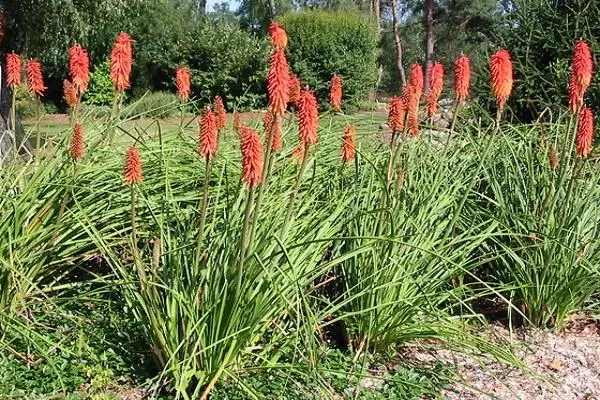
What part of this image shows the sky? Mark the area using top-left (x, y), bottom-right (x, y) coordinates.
top-left (206, 0), bottom-right (240, 12)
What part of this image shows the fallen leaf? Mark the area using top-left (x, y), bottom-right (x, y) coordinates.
top-left (549, 358), bottom-right (562, 371)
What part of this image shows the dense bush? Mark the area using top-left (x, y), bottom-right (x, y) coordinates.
top-left (280, 10), bottom-right (379, 109)
top-left (134, 10), bottom-right (269, 111)
top-left (125, 91), bottom-right (182, 119)
top-left (85, 60), bottom-right (118, 107)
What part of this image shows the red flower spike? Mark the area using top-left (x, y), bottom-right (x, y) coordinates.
top-left (263, 111), bottom-right (282, 152)
top-left (576, 107), bottom-right (594, 158)
top-left (213, 96), bottom-right (227, 131)
top-left (341, 124), bottom-right (356, 165)
top-left (26, 59), bottom-right (46, 97)
top-left (233, 112), bottom-right (242, 134)
top-left (69, 44), bottom-right (90, 95)
top-left (63, 80), bottom-right (78, 108)
top-left (267, 49), bottom-right (290, 116)
top-left (454, 54), bottom-right (471, 102)
top-left (289, 74), bottom-right (301, 105)
top-left (490, 49), bottom-right (513, 112)
top-left (568, 39), bottom-right (594, 113)
top-left (269, 22), bottom-right (288, 50)
top-left (409, 63), bottom-right (424, 100)
top-left (124, 147), bottom-right (143, 186)
top-left (407, 85), bottom-right (420, 137)
top-left (426, 62), bottom-right (444, 117)
top-left (329, 74), bottom-right (343, 112)
top-left (110, 32), bottom-right (134, 92)
top-left (6, 52), bottom-right (22, 88)
top-left (175, 66), bottom-right (191, 102)
top-left (388, 94), bottom-right (407, 133)
top-left (240, 126), bottom-right (264, 188)
top-left (198, 108), bottom-right (218, 161)
top-left (297, 89), bottom-right (319, 146)
top-left (71, 123), bottom-right (85, 161)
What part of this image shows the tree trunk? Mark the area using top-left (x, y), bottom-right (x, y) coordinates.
top-left (196, 0), bottom-right (207, 14)
top-left (372, 0), bottom-right (380, 33)
top-left (423, 0), bottom-right (435, 95)
top-left (390, 0), bottom-right (406, 86)
top-left (268, 0), bottom-right (277, 19)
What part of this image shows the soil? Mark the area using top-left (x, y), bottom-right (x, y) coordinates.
top-left (407, 317), bottom-right (600, 400)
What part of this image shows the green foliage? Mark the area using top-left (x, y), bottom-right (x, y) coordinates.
top-left (14, 85), bottom-right (39, 118)
top-left (126, 91), bottom-right (182, 119)
top-left (133, 9), bottom-right (269, 110)
top-left (85, 60), bottom-right (118, 107)
top-left (280, 10), bottom-right (379, 108)
top-left (496, 0), bottom-right (600, 119)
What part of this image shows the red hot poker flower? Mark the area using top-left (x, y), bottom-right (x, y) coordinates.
top-left (110, 32), bottom-right (134, 92)
top-left (63, 80), bottom-right (78, 108)
top-left (233, 112), bottom-right (242, 134)
top-left (341, 124), bottom-right (356, 165)
top-left (407, 84), bottom-right (420, 137)
top-left (71, 123), bottom-right (85, 161)
top-left (490, 49), bottom-right (513, 112)
top-left (175, 66), bottom-right (191, 101)
top-left (568, 39), bottom-right (594, 113)
top-left (263, 111), bottom-right (282, 152)
top-left (124, 147), bottom-right (143, 186)
top-left (267, 49), bottom-right (290, 116)
top-left (26, 59), bottom-right (46, 97)
top-left (289, 74), bottom-right (301, 105)
top-left (297, 89), bottom-right (319, 146)
top-left (329, 74), bottom-right (343, 111)
top-left (213, 96), bottom-right (227, 131)
top-left (198, 108), bottom-right (218, 161)
top-left (69, 44), bottom-right (90, 95)
top-left (576, 107), bottom-right (594, 158)
top-left (240, 126), bottom-right (264, 188)
top-left (6, 52), bottom-right (22, 88)
top-left (454, 54), bottom-right (471, 102)
top-left (388, 94), bottom-right (407, 133)
top-left (269, 22), bottom-right (288, 50)
top-left (426, 62), bottom-right (444, 116)
top-left (409, 63), bottom-right (424, 100)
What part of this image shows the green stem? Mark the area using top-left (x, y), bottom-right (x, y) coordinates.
top-left (194, 158), bottom-right (212, 272)
top-left (109, 91), bottom-right (123, 145)
top-left (281, 145), bottom-right (310, 239)
top-left (131, 184), bottom-right (147, 292)
top-left (35, 96), bottom-right (42, 165)
top-left (236, 186), bottom-right (255, 303)
top-left (11, 89), bottom-right (17, 158)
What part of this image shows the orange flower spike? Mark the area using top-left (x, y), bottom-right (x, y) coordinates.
top-left (213, 96), bottom-right (227, 131)
top-left (289, 74), bottom-right (301, 105)
top-left (6, 52), bottom-right (22, 88)
top-left (240, 126), bottom-right (264, 188)
top-left (269, 22), bottom-right (288, 50)
top-left (124, 147), bottom-right (143, 186)
top-left (341, 124), bottom-right (357, 165)
top-left (426, 62), bottom-right (444, 117)
top-left (568, 39), bottom-right (594, 113)
top-left (233, 112), bottom-right (242, 134)
top-left (329, 74), bottom-right (343, 112)
top-left (63, 80), bottom-right (78, 108)
top-left (576, 107), bottom-right (594, 158)
top-left (198, 107), bottom-right (218, 161)
top-left (454, 54), bottom-right (471, 102)
top-left (490, 49), bottom-right (513, 112)
top-left (26, 59), bottom-right (46, 97)
top-left (297, 89), bottom-right (319, 146)
top-left (267, 49), bottom-right (290, 116)
top-left (409, 63), bottom-right (424, 100)
top-left (175, 66), bottom-right (191, 102)
top-left (262, 111), bottom-right (282, 151)
top-left (110, 32), bottom-right (134, 92)
top-left (70, 123), bottom-right (85, 161)
top-left (69, 44), bottom-right (90, 95)
top-left (407, 85), bottom-right (420, 137)
top-left (388, 94), bottom-right (407, 133)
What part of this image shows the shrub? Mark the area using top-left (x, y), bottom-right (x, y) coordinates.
top-left (84, 59), bottom-right (118, 107)
top-left (280, 10), bottom-right (379, 109)
top-left (126, 91), bottom-right (181, 119)
top-left (134, 15), bottom-right (268, 110)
